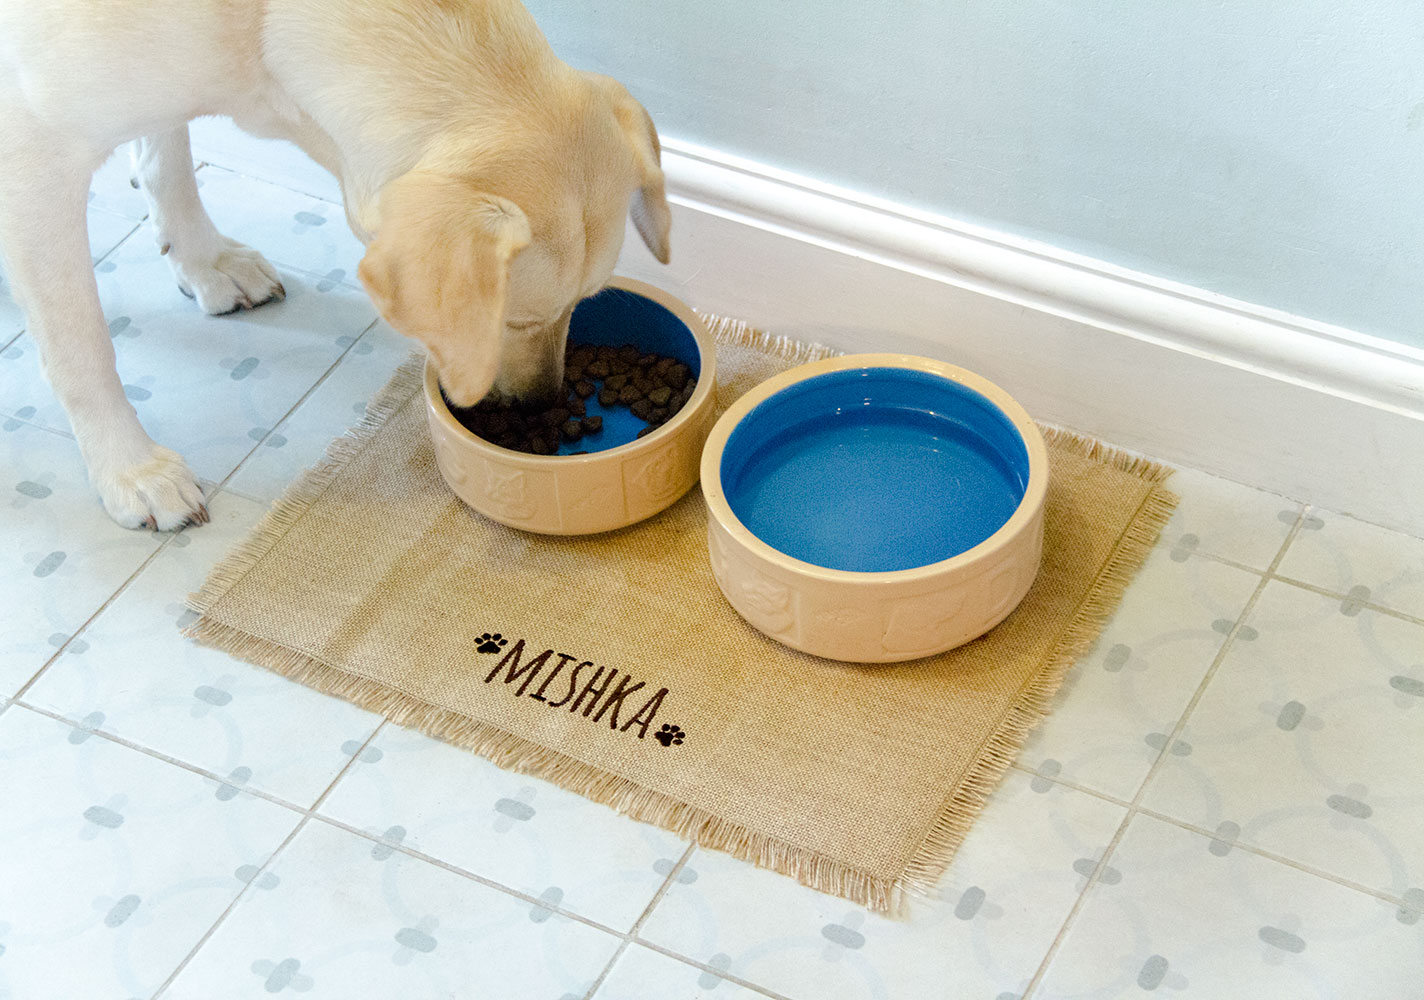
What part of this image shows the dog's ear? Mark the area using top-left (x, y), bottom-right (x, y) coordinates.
top-left (358, 171), bottom-right (530, 407)
top-left (588, 75), bottom-right (672, 264)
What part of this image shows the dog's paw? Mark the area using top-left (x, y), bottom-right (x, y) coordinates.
top-left (94, 445), bottom-right (209, 531)
top-left (172, 238), bottom-right (285, 316)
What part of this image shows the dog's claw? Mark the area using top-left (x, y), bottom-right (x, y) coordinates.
top-left (176, 503), bottom-right (210, 530)
top-left (96, 444), bottom-right (205, 533)
top-left (167, 241), bottom-right (282, 315)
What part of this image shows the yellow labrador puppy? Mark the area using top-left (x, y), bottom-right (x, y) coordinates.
top-left (0, 0), bottom-right (671, 529)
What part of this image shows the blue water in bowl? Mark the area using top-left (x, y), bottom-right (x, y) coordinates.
top-left (720, 368), bottom-right (1031, 572)
top-left (553, 286), bottom-right (701, 455)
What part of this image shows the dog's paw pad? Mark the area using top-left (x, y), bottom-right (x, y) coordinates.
top-left (654, 724), bottom-right (685, 747)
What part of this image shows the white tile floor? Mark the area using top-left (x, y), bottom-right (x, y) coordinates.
top-left (0, 148), bottom-right (1421, 1000)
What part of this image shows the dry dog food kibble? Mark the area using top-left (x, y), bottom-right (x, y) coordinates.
top-left (447, 343), bottom-right (696, 455)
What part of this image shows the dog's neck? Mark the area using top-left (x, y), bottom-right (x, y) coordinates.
top-left (243, 0), bottom-right (567, 246)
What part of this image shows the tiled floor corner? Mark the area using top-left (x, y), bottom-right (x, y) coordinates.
top-left (1141, 578), bottom-right (1424, 899)
top-left (316, 721), bottom-right (689, 932)
top-left (22, 494), bottom-right (384, 807)
top-left (0, 706), bottom-right (300, 1000)
top-left (161, 820), bottom-right (622, 1000)
top-left (1035, 814), bottom-right (1422, 999)
top-left (1017, 545), bottom-right (1262, 802)
top-left (1276, 508), bottom-right (1424, 621)
top-left (0, 139), bottom-right (1420, 1000)
top-left (636, 771), bottom-right (1127, 1000)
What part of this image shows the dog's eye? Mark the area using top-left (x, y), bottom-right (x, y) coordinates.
top-left (507, 319), bottom-right (542, 332)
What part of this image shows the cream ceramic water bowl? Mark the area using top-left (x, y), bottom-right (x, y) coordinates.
top-left (425, 277), bottom-right (717, 535)
top-left (700, 354), bottom-right (1049, 663)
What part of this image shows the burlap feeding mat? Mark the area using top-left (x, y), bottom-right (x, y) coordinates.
top-left (187, 318), bottom-right (1177, 914)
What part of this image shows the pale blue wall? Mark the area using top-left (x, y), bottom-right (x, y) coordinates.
top-left (528, 0), bottom-right (1424, 348)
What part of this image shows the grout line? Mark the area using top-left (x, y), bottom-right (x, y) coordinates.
top-left (9, 702), bottom-right (313, 815)
top-left (1251, 503), bottom-right (1424, 626)
top-left (206, 315), bottom-right (381, 497)
top-left (210, 482), bottom-right (270, 506)
top-left (307, 811), bottom-right (628, 939)
top-left (147, 720), bottom-right (388, 999)
top-left (147, 813), bottom-right (309, 999)
top-left (1266, 572), bottom-right (1424, 629)
top-left (1130, 805), bottom-right (1407, 905)
top-left (1007, 762), bottom-right (1408, 907)
top-left (92, 219), bottom-right (145, 268)
top-left (1006, 763), bottom-right (1135, 808)
top-left (582, 842), bottom-right (697, 999)
top-left (1163, 543), bottom-right (1278, 578)
top-left (1018, 510), bottom-right (1309, 998)
top-left (9, 532), bottom-right (179, 701)
top-left (625, 939), bottom-right (798, 1000)
top-left (0, 412), bottom-right (74, 440)
top-left (196, 160), bottom-right (345, 209)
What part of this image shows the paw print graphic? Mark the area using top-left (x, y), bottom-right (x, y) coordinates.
top-left (476, 632), bottom-right (508, 655)
top-left (654, 724), bottom-right (685, 747)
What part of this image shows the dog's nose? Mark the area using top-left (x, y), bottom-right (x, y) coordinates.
top-left (513, 391), bottom-right (559, 413)
top-left (510, 368), bottom-right (567, 412)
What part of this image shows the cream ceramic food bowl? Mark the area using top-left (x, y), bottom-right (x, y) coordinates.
top-left (425, 277), bottom-right (717, 535)
top-left (701, 354), bottom-right (1049, 663)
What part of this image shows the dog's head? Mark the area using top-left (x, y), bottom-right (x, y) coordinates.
top-left (356, 74), bottom-right (671, 409)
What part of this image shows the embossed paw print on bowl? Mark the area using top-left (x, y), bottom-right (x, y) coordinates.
top-left (700, 354), bottom-right (1048, 663)
top-left (424, 277), bottom-right (716, 535)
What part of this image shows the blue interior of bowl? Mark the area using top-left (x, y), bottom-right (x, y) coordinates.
top-left (553, 287), bottom-right (700, 455)
top-left (719, 367), bottom-right (1031, 572)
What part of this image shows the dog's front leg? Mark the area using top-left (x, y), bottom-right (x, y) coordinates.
top-left (0, 144), bottom-right (208, 530)
top-left (131, 126), bottom-right (285, 315)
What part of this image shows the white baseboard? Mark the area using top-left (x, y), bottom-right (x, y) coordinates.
top-left (192, 120), bottom-right (1424, 535)
top-left (621, 139), bottom-right (1424, 536)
